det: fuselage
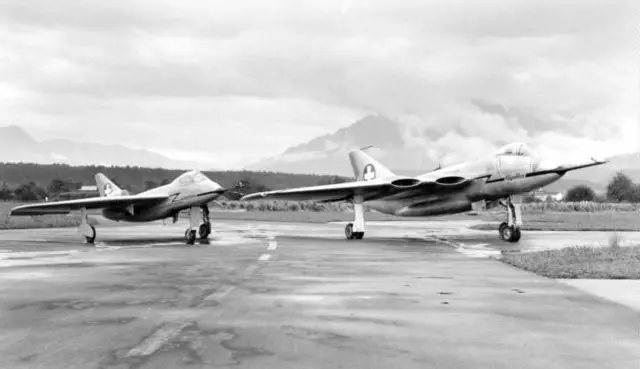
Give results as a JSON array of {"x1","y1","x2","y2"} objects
[
  {"x1": 367, "y1": 150, "x2": 563, "y2": 217},
  {"x1": 101, "y1": 172, "x2": 223, "y2": 222}
]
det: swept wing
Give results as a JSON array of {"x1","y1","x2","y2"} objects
[
  {"x1": 240, "y1": 173, "x2": 490, "y2": 203},
  {"x1": 10, "y1": 194, "x2": 169, "y2": 216}
]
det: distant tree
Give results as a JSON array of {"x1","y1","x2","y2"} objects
[
  {"x1": 160, "y1": 178, "x2": 171, "y2": 186},
  {"x1": 144, "y1": 180, "x2": 159, "y2": 190},
  {"x1": 14, "y1": 182, "x2": 46, "y2": 202},
  {"x1": 0, "y1": 183, "x2": 13, "y2": 200},
  {"x1": 606, "y1": 172, "x2": 636, "y2": 202},
  {"x1": 239, "y1": 177, "x2": 269, "y2": 194},
  {"x1": 522, "y1": 193, "x2": 539, "y2": 203},
  {"x1": 631, "y1": 186, "x2": 640, "y2": 203},
  {"x1": 565, "y1": 185, "x2": 596, "y2": 202},
  {"x1": 318, "y1": 175, "x2": 350, "y2": 185},
  {"x1": 46, "y1": 179, "x2": 75, "y2": 195}
]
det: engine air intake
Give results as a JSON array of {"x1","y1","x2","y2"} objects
[
  {"x1": 435, "y1": 176, "x2": 466, "y2": 186},
  {"x1": 390, "y1": 178, "x2": 421, "y2": 188}
]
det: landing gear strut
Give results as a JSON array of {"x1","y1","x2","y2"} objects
[
  {"x1": 77, "y1": 207, "x2": 96, "y2": 244},
  {"x1": 184, "y1": 205, "x2": 212, "y2": 245},
  {"x1": 345, "y1": 195, "x2": 365, "y2": 240},
  {"x1": 498, "y1": 196, "x2": 522, "y2": 243},
  {"x1": 198, "y1": 204, "x2": 211, "y2": 240}
]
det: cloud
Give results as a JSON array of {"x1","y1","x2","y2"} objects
[{"x1": 0, "y1": 0, "x2": 636, "y2": 168}]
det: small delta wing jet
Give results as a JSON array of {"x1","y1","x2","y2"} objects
[
  {"x1": 241, "y1": 143, "x2": 607, "y2": 243},
  {"x1": 10, "y1": 170, "x2": 238, "y2": 245}
]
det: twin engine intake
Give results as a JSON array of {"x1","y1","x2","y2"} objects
[
  {"x1": 389, "y1": 175, "x2": 467, "y2": 189},
  {"x1": 390, "y1": 177, "x2": 421, "y2": 188}
]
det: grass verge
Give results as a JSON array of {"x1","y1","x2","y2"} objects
[
  {"x1": 500, "y1": 242, "x2": 640, "y2": 279},
  {"x1": 470, "y1": 211, "x2": 640, "y2": 232}
]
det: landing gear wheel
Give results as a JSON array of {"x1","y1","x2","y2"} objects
[
  {"x1": 345, "y1": 223, "x2": 355, "y2": 240},
  {"x1": 185, "y1": 229, "x2": 197, "y2": 245},
  {"x1": 345, "y1": 223, "x2": 365, "y2": 240},
  {"x1": 199, "y1": 223, "x2": 211, "y2": 240},
  {"x1": 85, "y1": 225, "x2": 96, "y2": 244},
  {"x1": 499, "y1": 222, "x2": 521, "y2": 243},
  {"x1": 511, "y1": 228, "x2": 522, "y2": 242}
]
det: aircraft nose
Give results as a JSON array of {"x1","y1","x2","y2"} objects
[{"x1": 536, "y1": 155, "x2": 607, "y2": 172}]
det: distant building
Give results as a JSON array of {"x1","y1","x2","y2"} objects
[
  {"x1": 531, "y1": 189, "x2": 564, "y2": 202},
  {"x1": 79, "y1": 185, "x2": 98, "y2": 192}
]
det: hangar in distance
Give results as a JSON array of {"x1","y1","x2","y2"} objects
[
  {"x1": 241, "y1": 143, "x2": 608, "y2": 242},
  {"x1": 10, "y1": 170, "x2": 241, "y2": 245}
]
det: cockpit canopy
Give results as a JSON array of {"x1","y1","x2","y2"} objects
[
  {"x1": 176, "y1": 170, "x2": 209, "y2": 186},
  {"x1": 494, "y1": 142, "x2": 536, "y2": 157}
]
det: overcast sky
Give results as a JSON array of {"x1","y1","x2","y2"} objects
[{"x1": 0, "y1": 0, "x2": 637, "y2": 168}]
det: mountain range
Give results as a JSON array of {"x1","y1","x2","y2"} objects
[
  {"x1": 247, "y1": 114, "x2": 640, "y2": 194},
  {"x1": 2, "y1": 118, "x2": 638, "y2": 195},
  {"x1": 0, "y1": 125, "x2": 216, "y2": 170}
]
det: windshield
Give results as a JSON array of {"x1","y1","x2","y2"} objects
[{"x1": 495, "y1": 142, "x2": 536, "y2": 157}]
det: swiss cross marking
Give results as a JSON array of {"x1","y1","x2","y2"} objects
[
  {"x1": 363, "y1": 164, "x2": 376, "y2": 181},
  {"x1": 103, "y1": 183, "x2": 115, "y2": 196}
]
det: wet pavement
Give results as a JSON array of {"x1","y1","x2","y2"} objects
[{"x1": 0, "y1": 220, "x2": 639, "y2": 368}]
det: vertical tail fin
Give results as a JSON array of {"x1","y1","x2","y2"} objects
[
  {"x1": 95, "y1": 173, "x2": 123, "y2": 197},
  {"x1": 348, "y1": 147, "x2": 395, "y2": 181}
]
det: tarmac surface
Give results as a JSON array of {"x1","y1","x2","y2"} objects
[{"x1": 0, "y1": 220, "x2": 639, "y2": 368}]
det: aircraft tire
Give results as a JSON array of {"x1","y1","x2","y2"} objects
[
  {"x1": 355, "y1": 232, "x2": 364, "y2": 240},
  {"x1": 199, "y1": 223, "x2": 211, "y2": 239},
  {"x1": 511, "y1": 228, "x2": 522, "y2": 242},
  {"x1": 345, "y1": 223, "x2": 355, "y2": 240},
  {"x1": 498, "y1": 222, "x2": 508, "y2": 235},
  {"x1": 185, "y1": 229, "x2": 197, "y2": 245},
  {"x1": 85, "y1": 225, "x2": 96, "y2": 244},
  {"x1": 499, "y1": 223, "x2": 520, "y2": 243}
]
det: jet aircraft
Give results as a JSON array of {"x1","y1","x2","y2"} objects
[
  {"x1": 241, "y1": 143, "x2": 607, "y2": 242},
  {"x1": 10, "y1": 170, "x2": 237, "y2": 245}
]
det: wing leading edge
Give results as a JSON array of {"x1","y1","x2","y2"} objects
[
  {"x1": 10, "y1": 194, "x2": 169, "y2": 216},
  {"x1": 240, "y1": 173, "x2": 492, "y2": 203},
  {"x1": 240, "y1": 180, "x2": 394, "y2": 203}
]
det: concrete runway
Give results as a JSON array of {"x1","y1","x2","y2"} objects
[{"x1": 0, "y1": 220, "x2": 639, "y2": 368}]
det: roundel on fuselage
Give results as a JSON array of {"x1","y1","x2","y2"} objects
[{"x1": 363, "y1": 164, "x2": 376, "y2": 181}]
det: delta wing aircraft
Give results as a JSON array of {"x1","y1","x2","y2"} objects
[
  {"x1": 10, "y1": 170, "x2": 239, "y2": 245},
  {"x1": 241, "y1": 143, "x2": 607, "y2": 242}
]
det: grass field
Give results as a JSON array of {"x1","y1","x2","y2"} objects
[
  {"x1": 500, "y1": 240, "x2": 640, "y2": 279},
  {"x1": 471, "y1": 211, "x2": 640, "y2": 232}
]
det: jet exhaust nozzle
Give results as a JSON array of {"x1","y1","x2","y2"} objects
[
  {"x1": 390, "y1": 178, "x2": 421, "y2": 188},
  {"x1": 434, "y1": 176, "x2": 466, "y2": 186}
]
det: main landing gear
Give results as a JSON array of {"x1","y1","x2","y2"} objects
[
  {"x1": 345, "y1": 195, "x2": 365, "y2": 240},
  {"x1": 184, "y1": 204, "x2": 212, "y2": 245},
  {"x1": 77, "y1": 207, "x2": 96, "y2": 244},
  {"x1": 498, "y1": 196, "x2": 522, "y2": 243}
]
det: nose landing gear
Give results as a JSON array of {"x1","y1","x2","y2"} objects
[
  {"x1": 498, "y1": 196, "x2": 522, "y2": 243},
  {"x1": 184, "y1": 204, "x2": 212, "y2": 244}
]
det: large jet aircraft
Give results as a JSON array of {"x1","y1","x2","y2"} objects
[
  {"x1": 10, "y1": 170, "x2": 238, "y2": 245},
  {"x1": 241, "y1": 143, "x2": 607, "y2": 242}
]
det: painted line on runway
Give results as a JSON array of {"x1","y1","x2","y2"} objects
[
  {"x1": 125, "y1": 321, "x2": 192, "y2": 358},
  {"x1": 258, "y1": 253, "x2": 271, "y2": 261},
  {"x1": 429, "y1": 236, "x2": 501, "y2": 258},
  {"x1": 0, "y1": 250, "x2": 79, "y2": 259},
  {"x1": 267, "y1": 241, "x2": 277, "y2": 251},
  {"x1": 204, "y1": 284, "x2": 236, "y2": 301}
]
